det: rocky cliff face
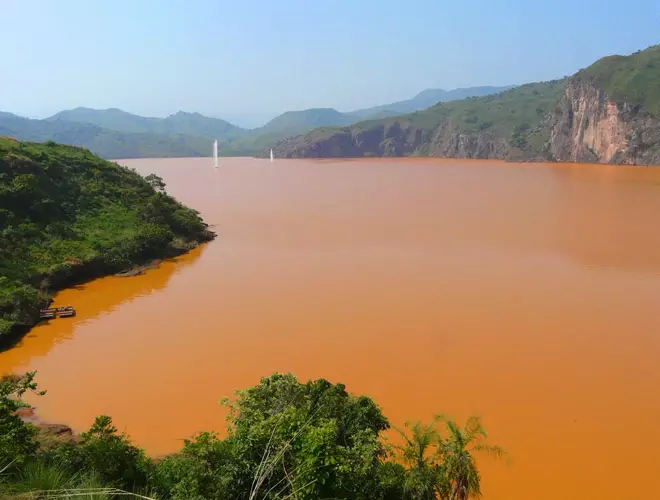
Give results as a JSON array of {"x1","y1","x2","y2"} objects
[
  {"x1": 427, "y1": 123, "x2": 510, "y2": 159},
  {"x1": 273, "y1": 122, "x2": 510, "y2": 160},
  {"x1": 550, "y1": 80, "x2": 660, "y2": 164}
]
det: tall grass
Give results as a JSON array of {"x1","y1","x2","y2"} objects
[{"x1": 0, "y1": 461, "x2": 157, "y2": 500}]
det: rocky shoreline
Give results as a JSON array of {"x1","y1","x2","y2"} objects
[
  {"x1": 15, "y1": 406, "x2": 79, "y2": 450},
  {"x1": 114, "y1": 259, "x2": 163, "y2": 277},
  {"x1": 14, "y1": 406, "x2": 172, "y2": 461}
]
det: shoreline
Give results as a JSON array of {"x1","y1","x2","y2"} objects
[
  {"x1": 14, "y1": 406, "x2": 80, "y2": 450},
  {"x1": 114, "y1": 259, "x2": 163, "y2": 277},
  {"x1": 0, "y1": 238, "x2": 214, "y2": 353},
  {"x1": 4, "y1": 245, "x2": 212, "y2": 457},
  {"x1": 15, "y1": 406, "x2": 173, "y2": 460}
]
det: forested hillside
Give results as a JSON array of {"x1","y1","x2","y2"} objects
[{"x1": 0, "y1": 138, "x2": 214, "y2": 345}]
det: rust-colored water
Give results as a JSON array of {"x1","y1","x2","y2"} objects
[{"x1": 2, "y1": 157, "x2": 660, "y2": 499}]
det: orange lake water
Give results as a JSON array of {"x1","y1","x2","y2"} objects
[{"x1": 1, "y1": 157, "x2": 660, "y2": 499}]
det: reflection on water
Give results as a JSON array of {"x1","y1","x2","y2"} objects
[
  {"x1": 550, "y1": 165, "x2": 660, "y2": 273},
  {"x1": 1, "y1": 158, "x2": 659, "y2": 500},
  {"x1": 0, "y1": 246, "x2": 205, "y2": 393}
]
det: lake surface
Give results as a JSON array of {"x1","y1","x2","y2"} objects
[{"x1": 2, "y1": 157, "x2": 660, "y2": 499}]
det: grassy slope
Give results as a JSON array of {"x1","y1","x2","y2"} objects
[
  {"x1": 573, "y1": 44, "x2": 660, "y2": 117},
  {"x1": 280, "y1": 80, "x2": 566, "y2": 157},
  {"x1": 0, "y1": 138, "x2": 214, "y2": 343},
  {"x1": 248, "y1": 89, "x2": 516, "y2": 153}
]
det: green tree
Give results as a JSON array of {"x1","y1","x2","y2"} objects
[
  {"x1": 153, "y1": 432, "x2": 249, "y2": 500},
  {"x1": 224, "y1": 373, "x2": 390, "y2": 500},
  {"x1": 0, "y1": 372, "x2": 44, "y2": 466},
  {"x1": 144, "y1": 173, "x2": 167, "y2": 192},
  {"x1": 377, "y1": 461, "x2": 407, "y2": 500},
  {"x1": 437, "y1": 416, "x2": 506, "y2": 500},
  {"x1": 395, "y1": 416, "x2": 506, "y2": 500},
  {"x1": 50, "y1": 415, "x2": 152, "y2": 491},
  {"x1": 395, "y1": 420, "x2": 448, "y2": 500}
]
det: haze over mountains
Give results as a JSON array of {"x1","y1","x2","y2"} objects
[
  {"x1": 349, "y1": 86, "x2": 514, "y2": 119},
  {"x1": 0, "y1": 86, "x2": 510, "y2": 159},
  {"x1": 4, "y1": 39, "x2": 660, "y2": 168},
  {"x1": 49, "y1": 109, "x2": 245, "y2": 139}
]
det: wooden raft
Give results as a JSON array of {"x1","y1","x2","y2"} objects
[{"x1": 40, "y1": 306, "x2": 75, "y2": 319}]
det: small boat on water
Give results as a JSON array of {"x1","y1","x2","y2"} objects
[{"x1": 40, "y1": 306, "x2": 75, "y2": 319}]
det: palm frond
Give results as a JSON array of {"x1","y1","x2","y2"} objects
[
  {"x1": 471, "y1": 443, "x2": 509, "y2": 464},
  {"x1": 463, "y1": 416, "x2": 487, "y2": 443}
]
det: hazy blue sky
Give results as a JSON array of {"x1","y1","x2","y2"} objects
[{"x1": 2, "y1": 0, "x2": 659, "y2": 125}]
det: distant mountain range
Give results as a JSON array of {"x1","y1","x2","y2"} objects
[
  {"x1": 49, "y1": 108, "x2": 246, "y2": 139},
  {"x1": 349, "y1": 86, "x2": 513, "y2": 119},
  {"x1": 0, "y1": 86, "x2": 512, "y2": 159},
  {"x1": 0, "y1": 111, "x2": 211, "y2": 159}
]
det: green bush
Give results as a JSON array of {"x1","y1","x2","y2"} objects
[
  {"x1": 49, "y1": 415, "x2": 152, "y2": 491},
  {"x1": 153, "y1": 432, "x2": 248, "y2": 500},
  {"x1": 0, "y1": 373, "x2": 43, "y2": 466}
]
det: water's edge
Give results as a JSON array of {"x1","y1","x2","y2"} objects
[{"x1": 0, "y1": 240, "x2": 213, "y2": 353}]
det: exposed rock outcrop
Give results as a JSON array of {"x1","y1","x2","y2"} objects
[
  {"x1": 15, "y1": 406, "x2": 79, "y2": 450},
  {"x1": 427, "y1": 124, "x2": 510, "y2": 159},
  {"x1": 551, "y1": 81, "x2": 619, "y2": 163},
  {"x1": 550, "y1": 81, "x2": 660, "y2": 165}
]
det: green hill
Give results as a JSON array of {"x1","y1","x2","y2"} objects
[
  {"x1": 0, "y1": 113, "x2": 213, "y2": 159},
  {"x1": 244, "y1": 89, "x2": 513, "y2": 146},
  {"x1": 573, "y1": 44, "x2": 660, "y2": 117},
  {"x1": 48, "y1": 108, "x2": 247, "y2": 139},
  {"x1": 273, "y1": 45, "x2": 660, "y2": 165},
  {"x1": 257, "y1": 108, "x2": 355, "y2": 135},
  {"x1": 0, "y1": 138, "x2": 214, "y2": 346}
]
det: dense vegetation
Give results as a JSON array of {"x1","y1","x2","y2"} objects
[
  {"x1": 0, "y1": 372, "x2": 506, "y2": 499},
  {"x1": 0, "y1": 138, "x2": 214, "y2": 345}
]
